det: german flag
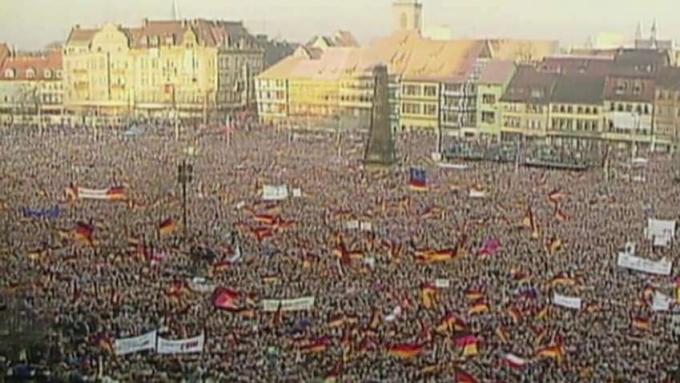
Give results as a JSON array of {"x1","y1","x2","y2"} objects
[
  {"x1": 387, "y1": 343, "x2": 423, "y2": 359},
  {"x1": 74, "y1": 222, "x2": 94, "y2": 246},
  {"x1": 455, "y1": 368, "x2": 479, "y2": 383},
  {"x1": 254, "y1": 214, "x2": 277, "y2": 225},
  {"x1": 106, "y1": 186, "x2": 127, "y2": 201},
  {"x1": 300, "y1": 336, "x2": 332, "y2": 354},
  {"x1": 416, "y1": 248, "x2": 455, "y2": 263},
  {"x1": 464, "y1": 287, "x2": 485, "y2": 301},
  {"x1": 468, "y1": 299, "x2": 489, "y2": 315},
  {"x1": 421, "y1": 283, "x2": 437, "y2": 309},
  {"x1": 536, "y1": 344, "x2": 565, "y2": 362},
  {"x1": 159, "y1": 218, "x2": 177, "y2": 236},
  {"x1": 631, "y1": 316, "x2": 651, "y2": 331},
  {"x1": 550, "y1": 272, "x2": 575, "y2": 287},
  {"x1": 251, "y1": 227, "x2": 273, "y2": 241},
  {"x1": 455, "y1": 334, "x2": 479, "y2": 357},
  {"x1": 435, "y1": 313, "x2": 467, "y2": 334}
]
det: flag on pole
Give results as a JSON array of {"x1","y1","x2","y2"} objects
[
  {"x1": 408, "y1": 168, "x2": 428, "y2": 191},
  {"x1": 386, "y1": 343, "x2": 423, "y2": 359},
  {"x1": 74, "y1": 222, "x2": 94, "y2": 246}
]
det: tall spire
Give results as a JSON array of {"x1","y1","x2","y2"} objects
[
  {"x1": 172, "y1": 0, "x2": 180, "y2": 21},
  {"x1": 635, "y1": 21, "x2": 643, "y2": 41},
  {"x1": 650, "y1": 19, "x2": 657, "y2": 42}
]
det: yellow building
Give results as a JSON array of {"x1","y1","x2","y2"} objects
[
  {"x1": 499, "y1": 66, "x2": 558, "y2": 142},
  {"x1": 63, "y1": 19, "x2": 262, "y2": 126}
]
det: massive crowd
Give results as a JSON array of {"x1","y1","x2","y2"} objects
[{"x1": 0, "y1": 121, "x2": 678, "y2": 382}]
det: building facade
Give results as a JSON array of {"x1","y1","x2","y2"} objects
[
  {"x1": 0, "y1": 48, "x2": 63, "y2": 126},
  {"x1": 62, "y1": 19, "x2": 262, "y2": 126},
  {"x1": 476, "y1": 60, "x2": 516, "y2": 140}
]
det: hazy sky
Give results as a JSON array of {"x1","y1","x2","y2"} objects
[{"x1": 0, "y1": 0, "x2": 677, "y2": 50}]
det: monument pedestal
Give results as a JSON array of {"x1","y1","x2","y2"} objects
[{"x1": 364, "y1": 65, "x2": 396, "y2": 171}]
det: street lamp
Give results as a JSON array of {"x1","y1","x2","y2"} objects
[{"x1": 177, "y1": 159, "x2": 193, "y2": 240}]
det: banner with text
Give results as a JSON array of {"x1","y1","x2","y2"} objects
[
  {"x1": 262, "y1": 297, "x2": 315, "y2": 312},
  {"x1": 157, "y1": 333, "x2": 205, "y2": 354},
  {"x1": 114, "y1": 331, "x2": 157, "y2": 356},
  {"x1": 262, "y1": 185, "x2": 289, "y2": 201},
  {"x1": 617, "y1": 253, "x2": 672, "y2": 276},
  {"x1": 553, "y1": 293, "x2": 582, "y2": 310}
]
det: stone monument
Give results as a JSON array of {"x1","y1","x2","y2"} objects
[{"x1": 364, "y1": 64, "x2": 396, "y2": 169}]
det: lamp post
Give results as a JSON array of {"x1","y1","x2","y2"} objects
[{"x1": 177, "y1": 159, "x2": 193, "y2": 240}]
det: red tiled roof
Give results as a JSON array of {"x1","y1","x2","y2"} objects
[
  {"x1": 0, "y1": 51, "x2": 62, "y2": 81},
  {"x1": 479, "y1": 59, "x2": 515, "y2": 85}
]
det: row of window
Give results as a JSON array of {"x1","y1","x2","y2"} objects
[
  {"x1": 4, "y1": 68, "x2": 62, "y2": 79},
  {"x1": 402, "y1": 102, "x2": 437, "y2": 116},
  {"x1": 552, "y1": 105, "x2": 599, "y2": 115},
  {"x1": 551, "y1": 118, "x2": 599, "y2": 132},
  {"x1": 402, "y1": 84, "x2": 438, "y2": 97}
]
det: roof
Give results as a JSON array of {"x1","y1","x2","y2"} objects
[
  {"x1": 551, "y1": 74, "x2": 605, "y2": 105},
  {"x1": 0, "y1": 51, "x2": 62, "y2": 81},
  {"x1": 65, "y1": 27, "x2": 99, "y2": 46},
  {"x1": 333, "y1": 31, "x2": 359, "y2": 48},
  {"x1": 478, "y1": 60, "x2": 515, "y2": 85},
  {"x1": 655, "y1": 67, "x2": 680, "y2": 90},
  {"x1": 538, "y1": 56, "x2": 613, "y2": 76},
  {"x1": 612, "y1": 48, "x2": 670, "y2": 75},
  {"x1": 258, "y1": 31, "x2": 486, "y2": 82},
  {"x1": 486, "y1": 39, "x2": 559, "y2": 62},
  {"x1": 499, "y1": 65, "x2": 559, "y2": 104},
  {"x1": 66, "y1": 19, "x2": 259, "y2": 50},
  {"x1": 603, "y1": 76, "x2": 656, "y2": 102}
]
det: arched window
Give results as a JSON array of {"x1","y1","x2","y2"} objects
[
  {"x1": 44, "y1": 69, "x2": 52, "y2": 78},
  {"x1": 3, "y1": 68, "x2": 15, "y2": 78},
  {"x1": 26, "y1": 68, "x2": 36, "y2": 79}
]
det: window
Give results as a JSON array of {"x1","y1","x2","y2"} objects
[
  {"x1": 481, "y1": 111, "x2": 495, "y2": 124},
  {"x1": 402, "y1": 103, "x2": 421, "y2": 114},
  {"x1": 482, "y1": 94, "x2": 496, "y2": 104},
  {"x1": 424, "y1": 104, "x2": 437, "y2": 115},
  {"x1": 3, "y1": 68, "x2": 15, "y2": 78},
  {"x1": 403, "y1": 85, "x2": 421, "y2": 96},
  {"x1": 424, "y1": 86, "x2": 437, "y2": 97},
  {"x1": 26, "y1": 68, "x2": 35, "y2": 79}
]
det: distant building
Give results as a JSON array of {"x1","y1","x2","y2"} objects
[
  {"x1": 392, "y1": 0, "x2": 423, "y2": 35},
  {"x1": 62, "y1": 19, "x2": 263, "y2": 126},
  {"x1": 634, "y1": 21, "x2": 673, "y2": 50},
  {"x1": 255, "y1": 35, "x2": 298, "y2": 69},
  {"x1": 476, "y1": 60, "x2": 516, "y2": 140},
  {"x1": 0, "y1": 47, "x2": 63, "y2": 126},
  {"x1": 653, "y1": 67, "x2": 680, "y2": 151}
]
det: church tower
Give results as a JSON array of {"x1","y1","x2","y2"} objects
[{"x1": 392, "y1": 0, "x2": 423, "y2": 35}]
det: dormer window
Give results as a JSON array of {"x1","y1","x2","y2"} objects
[
  {"x1": 4, "y1": 68, "x2": 15, "y2": 78},
  {"x1": 26, "y1": 68, "x2": 36, "y2": 79},
  {"x1": 44, "y1": 69, "x2": 52, "y2": 79}
]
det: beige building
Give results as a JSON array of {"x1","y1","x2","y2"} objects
[
  {"x1": 63, "y1": 19, "x2": 262, "y2": 126},
  {"x1": 0, "y1": 46, "x2": 63, "y2": 126}
]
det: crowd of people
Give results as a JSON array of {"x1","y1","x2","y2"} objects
[{"x1": 0, "y1": 121, "x2": 678, "y2": 382}]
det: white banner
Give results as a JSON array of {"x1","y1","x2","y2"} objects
[
  {"x1": 652, "y1": 291, "x2": 672, "y2": 312},
  {"x1": 187, "y1": 277, "x2": 216, "y2": 294},
  {"x1": 553, "y1": 293, "x2": 582, "y2": 310},
  {"x1": 435, "y1": 279, "x2": 450, "y2": 288},
  {"x1": 114, "y1": 331, "x2": 157, "y2": 356},
  {"x1": 262, "y1": 185, "x2": 289, "y2": 201},
  {"x1": 646, "y1": 219, "x2": 676, "y2": 248},
  {"x1": 262, "y1": 297, "x2": 315, "y2": 312},
  {"x1": 157, "y1": 333, "x2": 205, "y2": 354},
  {"x1": 345, "y1": 220, "x2": 359, "y2": 230},
  {"x1": 292, "y1": 188, "x2": 303, "y2": 198},
  {"x1": 360, "y1": 222, "x2": 373, "y2": 232},
  {"x1": 469, "y1": 190, "x2": 486, "y2": 199},
  {"x1": 617, "y1": 252, "x2": 672, "y2": 276}
]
